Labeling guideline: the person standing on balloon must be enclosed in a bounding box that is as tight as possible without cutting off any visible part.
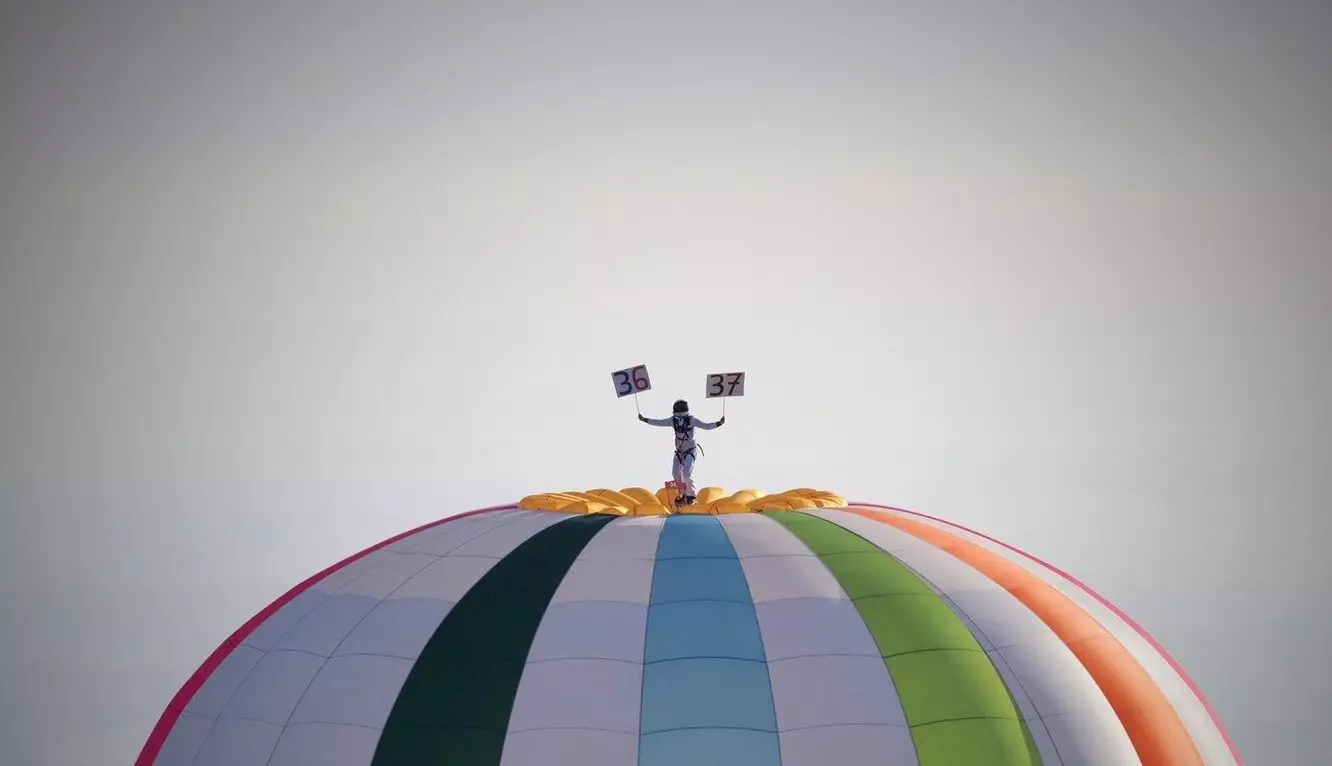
[639,398,724,506]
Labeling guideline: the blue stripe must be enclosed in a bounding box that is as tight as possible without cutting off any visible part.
[653,515,736,559]
[638,515,781,766]
[647,559,754,605]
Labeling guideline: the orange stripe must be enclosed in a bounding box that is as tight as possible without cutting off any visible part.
[844,506,1203,766]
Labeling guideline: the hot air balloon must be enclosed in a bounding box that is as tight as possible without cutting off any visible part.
[136,488,1241,765]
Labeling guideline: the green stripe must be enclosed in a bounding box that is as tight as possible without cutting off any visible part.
[763,511,1042,765]
[371,513,618,765]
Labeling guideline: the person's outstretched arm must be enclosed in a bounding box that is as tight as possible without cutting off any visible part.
[639,414,673,426]
[693,415,725,430]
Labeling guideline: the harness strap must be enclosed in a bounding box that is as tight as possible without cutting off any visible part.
[671,414,694,439]
[672,414,704,464]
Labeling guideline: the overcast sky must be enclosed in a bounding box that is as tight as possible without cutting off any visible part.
[2,1,1330,763]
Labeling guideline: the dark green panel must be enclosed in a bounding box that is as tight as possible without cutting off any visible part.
[371,512,618,766]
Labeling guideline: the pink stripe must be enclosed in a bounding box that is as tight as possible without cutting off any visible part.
[135,503,517,765]
[849,501,1242,764]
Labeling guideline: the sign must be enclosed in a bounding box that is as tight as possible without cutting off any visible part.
[611,364,652,398]
[704,371,746,398]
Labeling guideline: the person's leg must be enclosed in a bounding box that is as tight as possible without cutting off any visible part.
[671,452,687,504]
[681,451,697,500]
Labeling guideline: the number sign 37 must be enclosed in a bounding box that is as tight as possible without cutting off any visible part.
[611,364,652,398]
[705,371,746,398]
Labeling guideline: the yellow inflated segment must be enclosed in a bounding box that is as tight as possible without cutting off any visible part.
[696,486,728,505]
[517,486,846,516]
[746,488,846,510]
[654,485,682,509]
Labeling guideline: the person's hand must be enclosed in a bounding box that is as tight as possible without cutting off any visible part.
[638,413,647,422]
[718,416,726,426]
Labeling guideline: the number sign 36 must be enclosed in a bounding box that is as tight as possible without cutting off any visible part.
[611,364,652,398]
[705,371,746,398]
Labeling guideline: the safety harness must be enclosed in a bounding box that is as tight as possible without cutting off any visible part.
[671,413,703,464]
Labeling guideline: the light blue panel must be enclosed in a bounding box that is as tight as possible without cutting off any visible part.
[644,600,766,663]
[653,515,736,559]
[640,657,778,733]
[647,558,753,604]
[639,727,782,766]
[637,515,780,766]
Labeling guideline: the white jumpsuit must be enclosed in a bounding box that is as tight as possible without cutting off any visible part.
[641,413,722,496]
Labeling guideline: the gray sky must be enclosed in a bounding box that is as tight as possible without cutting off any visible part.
[2,1,1329,763]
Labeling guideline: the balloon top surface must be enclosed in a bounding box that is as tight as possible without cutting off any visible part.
[137,488,1241,766]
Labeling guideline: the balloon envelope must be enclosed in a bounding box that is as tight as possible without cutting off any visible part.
[137,490,1241,766]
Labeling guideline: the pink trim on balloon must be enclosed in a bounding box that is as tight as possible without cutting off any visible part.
[135,504,517,765]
